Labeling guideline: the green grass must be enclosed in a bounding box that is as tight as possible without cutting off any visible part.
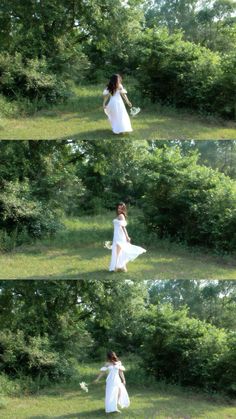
[1,361,235,418]
[0,84,236,140]
[0,212,235,280]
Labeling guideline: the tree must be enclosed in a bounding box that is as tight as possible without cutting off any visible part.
[141,146,236,251]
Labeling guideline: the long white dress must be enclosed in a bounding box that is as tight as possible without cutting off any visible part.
[100,361,130,413]
[109,218,146,271]
[103,84,133,134]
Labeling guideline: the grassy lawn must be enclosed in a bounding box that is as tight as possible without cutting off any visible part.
[0,84,236,140]
[0,212,235,280]
[1,361,235,418]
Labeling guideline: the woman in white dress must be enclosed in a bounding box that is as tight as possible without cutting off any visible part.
[94,351,130,414]
[103,74,133,134]
[109,202,146,272]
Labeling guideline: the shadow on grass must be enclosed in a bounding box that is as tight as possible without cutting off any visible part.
[29,410,106,419]
[17,271,128,281]
[134,116,235,141]
[27,394,232,419]
[52,128,135,141]
[32,106,236,141]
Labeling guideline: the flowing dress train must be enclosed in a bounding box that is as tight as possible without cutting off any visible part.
[109,218,146,271]
[100,361,130,413]
[103,84,133,134]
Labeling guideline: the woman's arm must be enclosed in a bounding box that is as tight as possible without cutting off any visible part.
[103,94,110,109]
[122,226,131,242]
[93,372,105,383]
[119,369,126,385]
[121,93,132,108]
[118,214,131,242]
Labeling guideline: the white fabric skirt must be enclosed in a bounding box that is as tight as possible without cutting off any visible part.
[105,381,130,413]
[109,241,146,271]
[104,94,133,134]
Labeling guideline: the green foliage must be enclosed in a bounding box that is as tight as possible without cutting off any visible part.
[149,280,236,331]
[0,180,61,250]
[140,1,236,118]
[136,28,236,117]
[145,0,236,53]
[0,140,80,248]
[83,1,144,80]
[141,304,235,395]
[0,330,73,382]
[0,53,69,109]
[214,333,236,395]
[87,280,147,357]
[211,51,236,119]
[142,146,236,251]
[73,139,148,214]
[0,280,94,385]
[0,95,19,118]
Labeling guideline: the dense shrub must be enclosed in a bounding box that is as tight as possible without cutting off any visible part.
[0,180,61,249]
[142,147,236,251]
[0,53,68,109]
[0,94,19,118]
[136,28,235,118]
[0,281,94,385]
[0,330,73,381]
[141,304,235,395]
[210,52,236,119]
[214,333,236,396]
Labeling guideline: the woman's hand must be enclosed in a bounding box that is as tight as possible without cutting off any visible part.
[127,236,131,243]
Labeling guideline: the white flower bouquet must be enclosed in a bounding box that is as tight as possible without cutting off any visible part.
[80,382,89,392]
[130,107,141,117]
[104,241,112,250]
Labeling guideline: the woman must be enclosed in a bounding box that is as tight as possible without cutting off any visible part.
[103,74,133,134]
[109,202,146,272]
[94,351,130,414]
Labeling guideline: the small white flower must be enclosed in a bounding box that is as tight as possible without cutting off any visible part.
[104,241,112,250]
[80,382,89,392]
[130,107,141,117]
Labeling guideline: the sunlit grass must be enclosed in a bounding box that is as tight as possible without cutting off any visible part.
[0,212,235,280]
[0,84,235,140]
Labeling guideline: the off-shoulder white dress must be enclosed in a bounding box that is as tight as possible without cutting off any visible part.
[100,361,130,413]
[109,218,146,271]
[103,84,133,134]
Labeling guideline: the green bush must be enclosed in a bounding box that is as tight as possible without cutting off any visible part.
[0,330,73,382]
[211,52,236,119]
[141,304,235,395]
[136,28,235,118]
[214,334,236,396]
[0,180,61,249]
[0,95,19,118]
[142,146,236,251]
[0,53,68,109]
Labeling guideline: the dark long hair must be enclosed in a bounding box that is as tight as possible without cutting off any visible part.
[116,202,127,218]
[107,74,122,95]
[107,351,119,364]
